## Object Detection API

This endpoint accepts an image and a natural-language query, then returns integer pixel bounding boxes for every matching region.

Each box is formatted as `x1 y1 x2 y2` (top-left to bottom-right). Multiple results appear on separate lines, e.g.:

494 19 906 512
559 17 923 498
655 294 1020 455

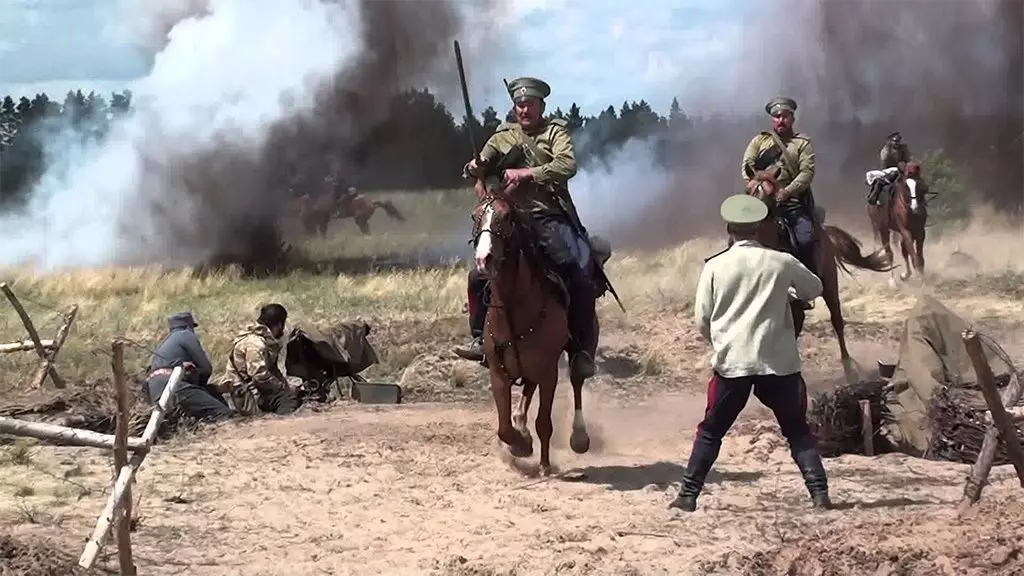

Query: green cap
720 195 768 224
508 77 551 103
765 96 797 116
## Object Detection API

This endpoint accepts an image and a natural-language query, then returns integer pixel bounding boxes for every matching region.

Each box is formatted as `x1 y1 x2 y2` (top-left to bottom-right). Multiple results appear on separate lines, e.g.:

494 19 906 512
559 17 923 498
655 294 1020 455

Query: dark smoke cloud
600 0 1022 251
158 0 496 268
2 0 505 271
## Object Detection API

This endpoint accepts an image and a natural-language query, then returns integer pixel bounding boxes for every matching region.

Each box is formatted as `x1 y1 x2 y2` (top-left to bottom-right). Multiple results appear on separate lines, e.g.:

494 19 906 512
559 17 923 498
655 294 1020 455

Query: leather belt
148 368 175 379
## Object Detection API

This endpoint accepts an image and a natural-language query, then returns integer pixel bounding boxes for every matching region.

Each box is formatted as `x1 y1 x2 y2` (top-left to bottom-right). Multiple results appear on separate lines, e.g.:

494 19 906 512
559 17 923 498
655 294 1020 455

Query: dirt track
5 374 1024 576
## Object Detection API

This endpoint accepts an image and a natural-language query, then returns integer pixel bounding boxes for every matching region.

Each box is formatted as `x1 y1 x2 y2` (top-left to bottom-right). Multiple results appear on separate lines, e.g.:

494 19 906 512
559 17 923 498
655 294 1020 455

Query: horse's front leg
513 380 536 447
914 224 926 276
569 366 591 454
878 227 898 286
534 371 558 476
491 370 532 458
898 229 914 281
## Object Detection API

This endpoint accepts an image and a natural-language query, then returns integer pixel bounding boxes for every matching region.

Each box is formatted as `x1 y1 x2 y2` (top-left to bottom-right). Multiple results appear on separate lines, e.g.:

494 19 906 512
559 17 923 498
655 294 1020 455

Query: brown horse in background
295 190 406 237
867 162 930 282
745 168 894 382
471 183 592 476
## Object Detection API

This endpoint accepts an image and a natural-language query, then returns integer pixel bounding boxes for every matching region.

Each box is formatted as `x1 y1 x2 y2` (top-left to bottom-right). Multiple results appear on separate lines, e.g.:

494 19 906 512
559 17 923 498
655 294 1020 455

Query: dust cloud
587 0 1022 252
0 0 503 271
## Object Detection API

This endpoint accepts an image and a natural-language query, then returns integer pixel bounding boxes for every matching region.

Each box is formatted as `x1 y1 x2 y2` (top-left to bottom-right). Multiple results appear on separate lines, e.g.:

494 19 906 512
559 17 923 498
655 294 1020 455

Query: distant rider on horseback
866 131 912 206
741 96 818 310
454 76 601 381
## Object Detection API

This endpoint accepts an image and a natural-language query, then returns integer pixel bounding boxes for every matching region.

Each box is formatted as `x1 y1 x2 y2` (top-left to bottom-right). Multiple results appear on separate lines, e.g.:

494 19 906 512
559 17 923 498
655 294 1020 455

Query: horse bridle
469 191 549 384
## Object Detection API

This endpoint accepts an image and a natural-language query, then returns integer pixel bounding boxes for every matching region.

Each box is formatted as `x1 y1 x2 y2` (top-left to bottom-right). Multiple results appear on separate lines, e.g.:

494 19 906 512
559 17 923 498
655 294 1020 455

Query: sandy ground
4 362 1024 576
3 216 1024 575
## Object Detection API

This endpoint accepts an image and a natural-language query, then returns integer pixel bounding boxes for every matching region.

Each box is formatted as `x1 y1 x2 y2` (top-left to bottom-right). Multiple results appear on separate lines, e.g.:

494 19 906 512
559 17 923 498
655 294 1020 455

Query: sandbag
884 295 1014 455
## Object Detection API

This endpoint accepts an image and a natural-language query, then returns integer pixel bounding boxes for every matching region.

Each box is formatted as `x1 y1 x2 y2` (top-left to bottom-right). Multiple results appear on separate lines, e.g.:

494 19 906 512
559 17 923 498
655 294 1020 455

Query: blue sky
0 0 749 117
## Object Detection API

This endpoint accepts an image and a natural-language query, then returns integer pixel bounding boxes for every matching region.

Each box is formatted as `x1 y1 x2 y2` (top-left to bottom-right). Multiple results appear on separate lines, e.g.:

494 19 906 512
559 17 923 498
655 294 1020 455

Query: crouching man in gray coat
145 311 234 422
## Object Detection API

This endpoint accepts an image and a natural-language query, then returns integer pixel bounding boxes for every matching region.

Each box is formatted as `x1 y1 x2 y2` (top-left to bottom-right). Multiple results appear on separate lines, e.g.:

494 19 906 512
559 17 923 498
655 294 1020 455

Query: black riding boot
793 448 833 509
866 181 882 206
454 270 488 363
565 265 597 380
669 439 719 512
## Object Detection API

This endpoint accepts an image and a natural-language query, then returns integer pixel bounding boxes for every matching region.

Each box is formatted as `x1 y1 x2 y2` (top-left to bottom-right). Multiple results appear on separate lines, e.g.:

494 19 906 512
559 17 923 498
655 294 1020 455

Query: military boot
669 443 717 512
454 278 488 364
565 266 597 380
793 448 833 510
866 181 882 206
453 336 484 363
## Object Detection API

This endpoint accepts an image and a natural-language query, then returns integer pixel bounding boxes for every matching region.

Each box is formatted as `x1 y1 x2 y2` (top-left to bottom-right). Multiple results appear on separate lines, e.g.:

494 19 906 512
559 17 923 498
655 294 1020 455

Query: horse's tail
374 200 406 222
825 225 894 275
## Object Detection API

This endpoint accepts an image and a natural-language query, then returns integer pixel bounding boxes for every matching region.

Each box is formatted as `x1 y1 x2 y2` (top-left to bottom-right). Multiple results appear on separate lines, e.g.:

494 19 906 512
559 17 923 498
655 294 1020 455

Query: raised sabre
453 40 488 201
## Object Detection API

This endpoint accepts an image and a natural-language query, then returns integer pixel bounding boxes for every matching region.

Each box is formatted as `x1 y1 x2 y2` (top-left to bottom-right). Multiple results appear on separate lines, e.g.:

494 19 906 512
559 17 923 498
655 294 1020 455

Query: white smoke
0 0 361 270
572 137 673 241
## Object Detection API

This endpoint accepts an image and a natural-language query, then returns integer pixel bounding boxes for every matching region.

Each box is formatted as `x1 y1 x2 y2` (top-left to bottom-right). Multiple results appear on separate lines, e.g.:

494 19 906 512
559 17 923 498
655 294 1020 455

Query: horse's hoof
539 464 553 477
517 427 533 447
570 429 591 454
507 432 533 458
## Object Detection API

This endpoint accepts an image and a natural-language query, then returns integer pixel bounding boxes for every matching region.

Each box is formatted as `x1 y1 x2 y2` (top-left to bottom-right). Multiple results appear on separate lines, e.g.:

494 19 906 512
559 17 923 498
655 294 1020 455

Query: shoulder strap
513 124 552 166
768 131 800 175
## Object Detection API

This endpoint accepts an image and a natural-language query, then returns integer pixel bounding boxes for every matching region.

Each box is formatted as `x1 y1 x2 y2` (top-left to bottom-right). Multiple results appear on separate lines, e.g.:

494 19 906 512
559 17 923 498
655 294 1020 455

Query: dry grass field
1 188 1023 575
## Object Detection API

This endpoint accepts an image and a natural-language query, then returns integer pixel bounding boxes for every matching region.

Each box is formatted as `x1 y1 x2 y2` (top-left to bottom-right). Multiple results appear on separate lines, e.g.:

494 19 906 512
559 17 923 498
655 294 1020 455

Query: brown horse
745 169 894 382
471 183 591 476
866 162 930 282
295 191 406 237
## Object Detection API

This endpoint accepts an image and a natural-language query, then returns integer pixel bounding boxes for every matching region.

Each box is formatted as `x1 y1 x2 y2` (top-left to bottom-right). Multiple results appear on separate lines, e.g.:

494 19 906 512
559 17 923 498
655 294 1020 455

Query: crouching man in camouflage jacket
219 303 300 416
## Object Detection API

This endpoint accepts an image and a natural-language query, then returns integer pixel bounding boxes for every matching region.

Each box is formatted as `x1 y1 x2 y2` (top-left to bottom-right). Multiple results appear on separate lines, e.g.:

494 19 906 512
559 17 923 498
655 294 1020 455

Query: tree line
0 86 1020 216
0 87 695 205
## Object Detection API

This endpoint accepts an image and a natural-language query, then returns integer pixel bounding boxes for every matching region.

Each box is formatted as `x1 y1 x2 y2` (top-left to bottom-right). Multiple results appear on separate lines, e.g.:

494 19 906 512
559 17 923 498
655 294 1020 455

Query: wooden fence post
111 340 137 576
958 330 1024 515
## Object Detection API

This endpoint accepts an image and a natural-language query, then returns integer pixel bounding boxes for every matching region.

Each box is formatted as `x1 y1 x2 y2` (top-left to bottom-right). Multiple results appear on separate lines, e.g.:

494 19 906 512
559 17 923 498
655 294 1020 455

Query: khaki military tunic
477 117 580 221
741 131 816 198
880 142 911 169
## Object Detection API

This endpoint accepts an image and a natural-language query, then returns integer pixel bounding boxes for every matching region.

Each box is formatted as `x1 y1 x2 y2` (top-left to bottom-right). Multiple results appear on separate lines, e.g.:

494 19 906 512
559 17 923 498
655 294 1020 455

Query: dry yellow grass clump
0 189 1020 397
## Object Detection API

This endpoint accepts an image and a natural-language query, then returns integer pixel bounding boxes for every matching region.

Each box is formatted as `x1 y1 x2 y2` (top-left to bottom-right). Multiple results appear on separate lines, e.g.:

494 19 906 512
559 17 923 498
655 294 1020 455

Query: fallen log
0 340 55 354
0 417 147 452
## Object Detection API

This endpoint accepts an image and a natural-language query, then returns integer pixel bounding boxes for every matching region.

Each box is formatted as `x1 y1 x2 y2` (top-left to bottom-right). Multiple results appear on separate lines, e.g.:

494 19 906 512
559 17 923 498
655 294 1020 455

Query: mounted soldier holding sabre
450 46 620 382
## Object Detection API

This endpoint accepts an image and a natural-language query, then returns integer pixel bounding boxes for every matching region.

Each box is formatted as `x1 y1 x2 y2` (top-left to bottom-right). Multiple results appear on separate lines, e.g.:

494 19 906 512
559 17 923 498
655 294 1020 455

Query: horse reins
470 193 549 385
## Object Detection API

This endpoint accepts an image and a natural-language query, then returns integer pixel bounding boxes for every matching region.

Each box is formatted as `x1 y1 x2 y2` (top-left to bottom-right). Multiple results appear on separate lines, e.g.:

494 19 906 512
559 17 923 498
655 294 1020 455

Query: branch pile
928 375 1024 464
0 534 84 576
0 380 192 440
808 379 893 458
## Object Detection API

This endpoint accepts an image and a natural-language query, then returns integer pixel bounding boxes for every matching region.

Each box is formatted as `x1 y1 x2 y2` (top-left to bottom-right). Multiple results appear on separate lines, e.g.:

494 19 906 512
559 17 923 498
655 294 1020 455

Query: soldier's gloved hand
502 168 533 186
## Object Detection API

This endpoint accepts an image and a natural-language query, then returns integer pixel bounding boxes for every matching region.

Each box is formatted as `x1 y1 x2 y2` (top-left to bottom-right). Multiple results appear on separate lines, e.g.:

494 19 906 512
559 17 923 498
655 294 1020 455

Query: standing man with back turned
669 195 833 512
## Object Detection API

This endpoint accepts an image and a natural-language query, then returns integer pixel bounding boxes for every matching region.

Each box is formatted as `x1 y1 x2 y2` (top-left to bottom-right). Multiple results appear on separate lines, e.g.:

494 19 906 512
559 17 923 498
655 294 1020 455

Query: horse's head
745 167 782 206
471 188 524 276
900 162 927 215
903 161 922 179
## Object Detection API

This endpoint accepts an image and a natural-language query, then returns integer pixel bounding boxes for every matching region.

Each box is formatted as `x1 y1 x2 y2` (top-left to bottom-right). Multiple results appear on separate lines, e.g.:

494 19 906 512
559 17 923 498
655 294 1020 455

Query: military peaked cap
168 311 198 330
887 131 902 140
720 195 768 225
508 77 551 103
765 96 797 116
